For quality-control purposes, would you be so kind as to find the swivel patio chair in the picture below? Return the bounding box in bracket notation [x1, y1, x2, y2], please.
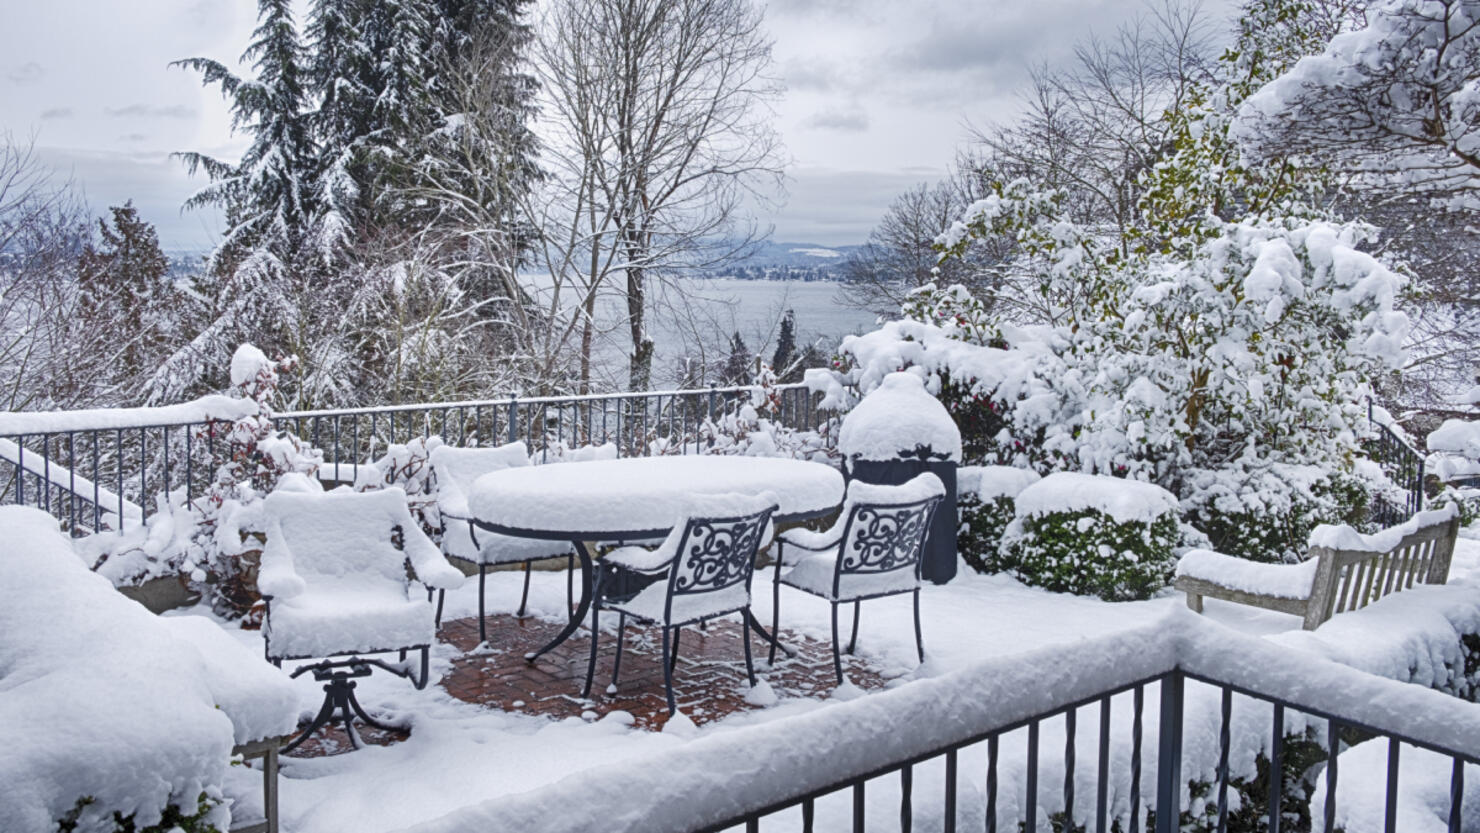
[583, 492, 779, 716]
[259, 487, 465, 753]
[429, 442, 576, 643]
[769, 473, 945, 684]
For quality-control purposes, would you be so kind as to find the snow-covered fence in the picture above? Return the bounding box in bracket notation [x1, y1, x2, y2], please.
[0, 383, 830, 531]
[401, 609, 1480, 833]
[1367, 400, 1426, 526]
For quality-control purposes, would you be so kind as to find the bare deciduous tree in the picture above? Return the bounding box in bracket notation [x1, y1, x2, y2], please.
[533, 0, 784, 392]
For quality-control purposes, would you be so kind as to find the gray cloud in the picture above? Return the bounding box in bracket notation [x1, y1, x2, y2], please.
[105, 103, 197, 119]
[7, 61, 43, 84]
[40, 107, 73, 120]
[784, 57, 844, 93]
[767, 167, 945, 245]
[119, 133, 150, 144]
[802, 107, 869, 132]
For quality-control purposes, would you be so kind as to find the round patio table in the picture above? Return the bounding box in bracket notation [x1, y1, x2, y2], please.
[464, 455, 845, 663]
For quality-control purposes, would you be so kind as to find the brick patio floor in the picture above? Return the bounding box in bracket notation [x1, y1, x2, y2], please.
[286, 611, 887, 756]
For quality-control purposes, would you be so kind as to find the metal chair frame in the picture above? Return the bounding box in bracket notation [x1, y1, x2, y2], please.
[769, 494, 942, 684]
[583, 505, 777, 715]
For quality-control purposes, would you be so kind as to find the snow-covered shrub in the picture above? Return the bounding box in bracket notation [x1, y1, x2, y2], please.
[85, 345, 322, 618]
[956, 465, 1040, 575]
[998, 473, 1181, 601]
[1430, 486, 1480, 530]
[702, 363, 839, 463]
[1188, 467, 1374, 563]
[353, 434, 442, 535]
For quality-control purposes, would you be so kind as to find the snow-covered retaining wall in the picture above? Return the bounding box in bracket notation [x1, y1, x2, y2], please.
[398, 607, 1480, 833]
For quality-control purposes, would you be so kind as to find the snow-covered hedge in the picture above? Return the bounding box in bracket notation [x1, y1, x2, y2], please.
[955, 465, 1040, 575]
[998, 473, 1182, 600]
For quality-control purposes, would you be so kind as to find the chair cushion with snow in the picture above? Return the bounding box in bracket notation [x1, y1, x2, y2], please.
[260, 487, 463, 661]
[429, 442, 574, 564]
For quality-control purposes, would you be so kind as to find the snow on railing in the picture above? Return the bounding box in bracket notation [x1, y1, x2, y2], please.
[400, 609, 1480, 833]
[0, 383, 832, 530]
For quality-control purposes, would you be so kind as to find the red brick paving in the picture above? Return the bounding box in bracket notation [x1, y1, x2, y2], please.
[285, 612, 887, 756]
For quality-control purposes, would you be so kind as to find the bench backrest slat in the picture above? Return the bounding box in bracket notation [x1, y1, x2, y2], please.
[1303, 513, 1460, 629]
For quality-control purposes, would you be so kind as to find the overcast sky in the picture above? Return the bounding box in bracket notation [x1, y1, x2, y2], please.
[0, 0, 1235, 251]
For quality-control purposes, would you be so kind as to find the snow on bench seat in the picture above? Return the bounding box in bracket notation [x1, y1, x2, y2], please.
[1176, 549, 1320, 600]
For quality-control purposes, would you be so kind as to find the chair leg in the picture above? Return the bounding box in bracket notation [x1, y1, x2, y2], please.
[769, 545, 784, 665]
[830, 602, 843, 686]
[912, 588, 924, 664]
[582, 604, 600, 699]
[847, 599, 861, 654]
[435, 588, 446, 627]
[416, 645, 430, 690]
[669, 626, 682, 672]
[477, 564, 488, 645]
[741, 610, 757, 686]
[661, 626, 677, 716]
[610, 612, 627, 689]
[517, 562, 532, 618]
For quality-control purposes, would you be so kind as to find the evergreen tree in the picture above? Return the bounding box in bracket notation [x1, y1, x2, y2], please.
[771, 309, 797, 379]
[722, 332, 752, 386]
[307, 0, 377, 249]
[77, 202, 172, 385]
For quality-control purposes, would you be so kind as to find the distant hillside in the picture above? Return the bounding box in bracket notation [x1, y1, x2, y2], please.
[703, 241, 862, 281]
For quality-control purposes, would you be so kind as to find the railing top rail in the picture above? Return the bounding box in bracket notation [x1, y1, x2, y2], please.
[394, 607, 1480, 833]
[273, 383, 804, 420]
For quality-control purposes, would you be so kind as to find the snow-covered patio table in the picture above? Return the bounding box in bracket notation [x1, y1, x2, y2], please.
[463, 455, 845, 663]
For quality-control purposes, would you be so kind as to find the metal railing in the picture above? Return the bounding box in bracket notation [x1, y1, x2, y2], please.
[413, 613, 1478, 833]
[0, 383, 832, 533]
[1366, 400, 1426, 527]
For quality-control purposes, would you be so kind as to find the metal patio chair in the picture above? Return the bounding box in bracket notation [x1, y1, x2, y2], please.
[769, 473, 945, 684]
[429, 442, 576, 643]
[259, 487, 465, 753]
[582, 492, 779, 716]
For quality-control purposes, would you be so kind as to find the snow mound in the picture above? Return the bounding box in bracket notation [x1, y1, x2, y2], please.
[1014, 472, 1178, 525]
[838, 371, 962, 463]
[229, 343, 273, 388]
[743, 679, 778, 707]
[1427, 419, 1480, 458]
[0, 506, 295, 832]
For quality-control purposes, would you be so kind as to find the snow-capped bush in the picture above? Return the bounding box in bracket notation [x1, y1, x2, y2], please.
[998, 473, 1181, 600]
[701, 363, 839, 462]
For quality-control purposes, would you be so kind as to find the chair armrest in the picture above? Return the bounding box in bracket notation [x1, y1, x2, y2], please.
[395, 503, 466, 590]
[778, 525, 841, 552]
[604, 544, 674, 574]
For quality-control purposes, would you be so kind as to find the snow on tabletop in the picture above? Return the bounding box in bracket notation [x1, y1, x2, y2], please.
[0, 506, 294, 833]
[466, 455, 843, 536]
[1013, 471, 1177, 525]
[838, 371, 962, 462]
[1307, 504, 1457, 553]
[1176, 549, 1319, 599]
[0, 393, 258, 436]
[957, 465, 1041, 500]
[1427, 418, 1480, 458]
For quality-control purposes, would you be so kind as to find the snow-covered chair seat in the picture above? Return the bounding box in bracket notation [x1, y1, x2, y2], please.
[0, 506, 296, 833]
[769, 474, 945, 684]
[259, 487, 464, 752]
[1175, 505, 1460, 630]
[585, 492, 779, 715]
[429, 442, 576, 642]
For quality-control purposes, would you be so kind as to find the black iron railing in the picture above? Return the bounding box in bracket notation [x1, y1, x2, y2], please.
[416, 614, 1477, 833]
[0, 383, 832, 533]
[1366, 400, 1426, 527]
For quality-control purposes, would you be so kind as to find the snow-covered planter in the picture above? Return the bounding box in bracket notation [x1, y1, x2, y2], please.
[999, 473, 1181, 601]
[956, 465, 1040, 575]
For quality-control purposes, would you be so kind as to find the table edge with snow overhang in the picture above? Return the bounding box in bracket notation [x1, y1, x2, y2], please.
[461, 455, 846, 664]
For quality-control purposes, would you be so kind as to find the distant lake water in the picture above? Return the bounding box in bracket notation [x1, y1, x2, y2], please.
[526, 275, 882, 386]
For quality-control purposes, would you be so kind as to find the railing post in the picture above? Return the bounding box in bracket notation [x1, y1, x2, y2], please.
[1155, 670, 1184, 833]
[508, 397, 518, 446]
[708, 383, 717, 422]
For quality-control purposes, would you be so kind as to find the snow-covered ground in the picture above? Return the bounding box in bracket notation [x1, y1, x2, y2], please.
[158, 537, 1480, 833]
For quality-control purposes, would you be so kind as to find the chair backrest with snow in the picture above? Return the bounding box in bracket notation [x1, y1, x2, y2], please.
[832, 475, 945, 586]
[428, 442, 538, 559]
[262, 487, 432, 593]
[663, 494, 778, 611]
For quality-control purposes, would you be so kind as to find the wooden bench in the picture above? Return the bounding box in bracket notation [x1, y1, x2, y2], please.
[1175, 507, 1461, 630]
